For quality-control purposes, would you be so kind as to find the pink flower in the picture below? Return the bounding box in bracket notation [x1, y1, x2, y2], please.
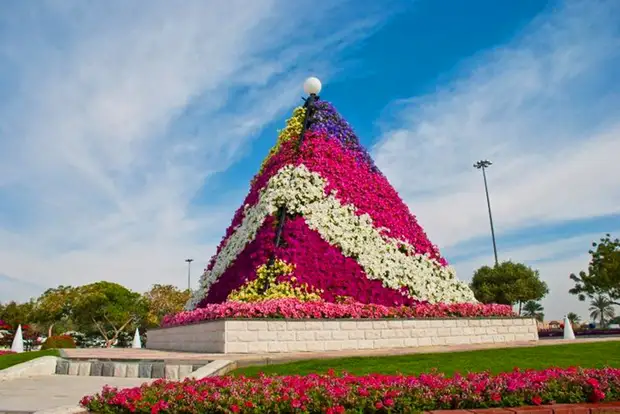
[80, 367, 620, 413]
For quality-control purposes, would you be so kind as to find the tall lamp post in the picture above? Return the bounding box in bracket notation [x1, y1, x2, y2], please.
[473, 160, 499, 266]
[185, 258, 193, 291]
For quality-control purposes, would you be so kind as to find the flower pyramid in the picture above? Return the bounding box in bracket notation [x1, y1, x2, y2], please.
[187, 91, 476, 310]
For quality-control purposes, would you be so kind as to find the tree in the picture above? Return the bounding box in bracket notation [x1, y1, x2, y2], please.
[143, 284, 191, 328]
[570, 234, 620, 305]
[32, 285, 77, 336]
[470, 261, 549, 313]
[72, 282, 148, 347]
[566, 312, 581, 325]
[589, 295, 616, 327]
[0, 300, 35, 328]
[522, 301, 544, 322]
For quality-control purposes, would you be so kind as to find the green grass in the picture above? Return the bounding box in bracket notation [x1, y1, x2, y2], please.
[231, 341, 620, 377]
[0, 349, 60, 370]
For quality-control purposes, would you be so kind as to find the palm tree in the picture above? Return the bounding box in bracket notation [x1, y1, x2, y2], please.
[589, 295, 615, 327]
[522, 301, 544, 322]
[566, 312, 581, 325]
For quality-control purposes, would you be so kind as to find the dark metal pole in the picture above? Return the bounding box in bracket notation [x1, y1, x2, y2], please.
[261, 92, 319, 293]
[481, 166, 499, 266]
[185, 258, 193, 291]
[273, 93, 318, 248]
[474, 160, 499, 267]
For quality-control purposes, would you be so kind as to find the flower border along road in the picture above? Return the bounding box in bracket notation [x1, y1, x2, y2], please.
[80, 367, 620, 414]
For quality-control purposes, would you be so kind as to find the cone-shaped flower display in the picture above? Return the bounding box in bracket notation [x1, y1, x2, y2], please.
[563, 315, 576, 340]
[11, 324, 24, 353]
[187, 84, 477, 310]
[132, 327, 142, 348]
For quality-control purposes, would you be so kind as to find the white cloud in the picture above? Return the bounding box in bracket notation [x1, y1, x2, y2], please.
[372, 1, 620, 317]
[373, 0, 620, 248]
[0, 0, 390, 300]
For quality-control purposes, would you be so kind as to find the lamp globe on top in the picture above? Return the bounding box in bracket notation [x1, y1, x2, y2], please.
[303, 76, 322, 95]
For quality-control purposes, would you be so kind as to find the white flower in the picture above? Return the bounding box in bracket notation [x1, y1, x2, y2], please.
[185, 164, 477, 310]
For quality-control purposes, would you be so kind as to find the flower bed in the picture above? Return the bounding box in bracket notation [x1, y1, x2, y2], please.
[162, 298, 514, 328]
[539, 328, 620, 338]
[80, 367, 620, 413]
[187, 99, 479, 310]
[0, 350, 15, 356]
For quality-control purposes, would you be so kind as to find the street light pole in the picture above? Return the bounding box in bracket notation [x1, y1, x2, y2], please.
[473, 160, 499, 266]
[185, 258, 194, 291]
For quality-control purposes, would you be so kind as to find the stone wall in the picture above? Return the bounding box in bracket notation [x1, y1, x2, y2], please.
[147, 317, 538, 354]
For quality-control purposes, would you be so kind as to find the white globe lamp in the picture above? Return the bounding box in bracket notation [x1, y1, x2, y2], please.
[303, 77, 322, 95]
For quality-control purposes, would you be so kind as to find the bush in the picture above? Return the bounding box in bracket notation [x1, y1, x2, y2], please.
[81, 367, 620, 413]
[41, 335, 76, 350]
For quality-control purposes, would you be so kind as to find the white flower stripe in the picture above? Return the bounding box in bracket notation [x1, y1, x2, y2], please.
[186, 165, 476, 309]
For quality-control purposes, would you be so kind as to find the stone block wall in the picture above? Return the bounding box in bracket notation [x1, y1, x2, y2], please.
[147, 317, 538, 354]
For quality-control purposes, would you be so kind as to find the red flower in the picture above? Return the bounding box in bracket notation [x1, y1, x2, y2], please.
[532, 395, 542, 405]
[591, 389, 605, 403]
[375, 401, 384, 409]
[230, 404, 239, 413]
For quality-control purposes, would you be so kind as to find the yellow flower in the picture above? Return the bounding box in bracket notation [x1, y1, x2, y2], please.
[227, 258, 321, 303]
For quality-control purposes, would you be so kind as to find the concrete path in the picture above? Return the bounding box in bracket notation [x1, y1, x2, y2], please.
[0, 375, 151, 412]
[63, 336, 620, 367]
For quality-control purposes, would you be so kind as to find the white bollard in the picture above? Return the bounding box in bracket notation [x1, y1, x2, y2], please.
[131, 327, 142, 348]
[11, 324, 24, 353]
[563, 315, 576, 340]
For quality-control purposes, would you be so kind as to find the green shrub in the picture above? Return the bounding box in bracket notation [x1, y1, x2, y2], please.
[41, 335, 76, 350]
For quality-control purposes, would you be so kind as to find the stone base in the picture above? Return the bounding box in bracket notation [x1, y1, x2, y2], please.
[146, 317, 539, 354]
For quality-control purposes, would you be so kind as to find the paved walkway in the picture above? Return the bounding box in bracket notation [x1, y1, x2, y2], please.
[0, 375, 151, 412]
[62, 336, 620, 366]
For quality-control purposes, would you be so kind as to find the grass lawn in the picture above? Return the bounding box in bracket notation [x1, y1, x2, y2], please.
[231, 341, 620, 377]
[0, 349, 60, 370]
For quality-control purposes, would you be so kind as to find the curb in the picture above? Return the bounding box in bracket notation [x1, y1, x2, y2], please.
[32, 405, 87, 414]
[0, 356, 59, 381]
[183, 360, 237, 379]
[426, 402, 620, 413]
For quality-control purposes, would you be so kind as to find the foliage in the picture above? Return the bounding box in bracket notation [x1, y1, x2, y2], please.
[522, 301, 544, 322]
[470, 261, 549, 310]
[589, 295, 616, 327]
[567, 312, 582, 325]
[72, 282, 148, 347]
[0, 300, 35, 328]
[31, 285, 77, 337]
[227, 259, 322, 303]
[0, 349, 60, 370]
[63, 331, 107, 348]
[41, 334, 76, 350]
[81, 367, 620, 413]
[570, 234, 620, 305]
[143, 284, 191, 328]
[163, 298, 514, 327]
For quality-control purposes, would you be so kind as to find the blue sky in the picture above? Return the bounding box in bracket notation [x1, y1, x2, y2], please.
[1, 0, 619, 320]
